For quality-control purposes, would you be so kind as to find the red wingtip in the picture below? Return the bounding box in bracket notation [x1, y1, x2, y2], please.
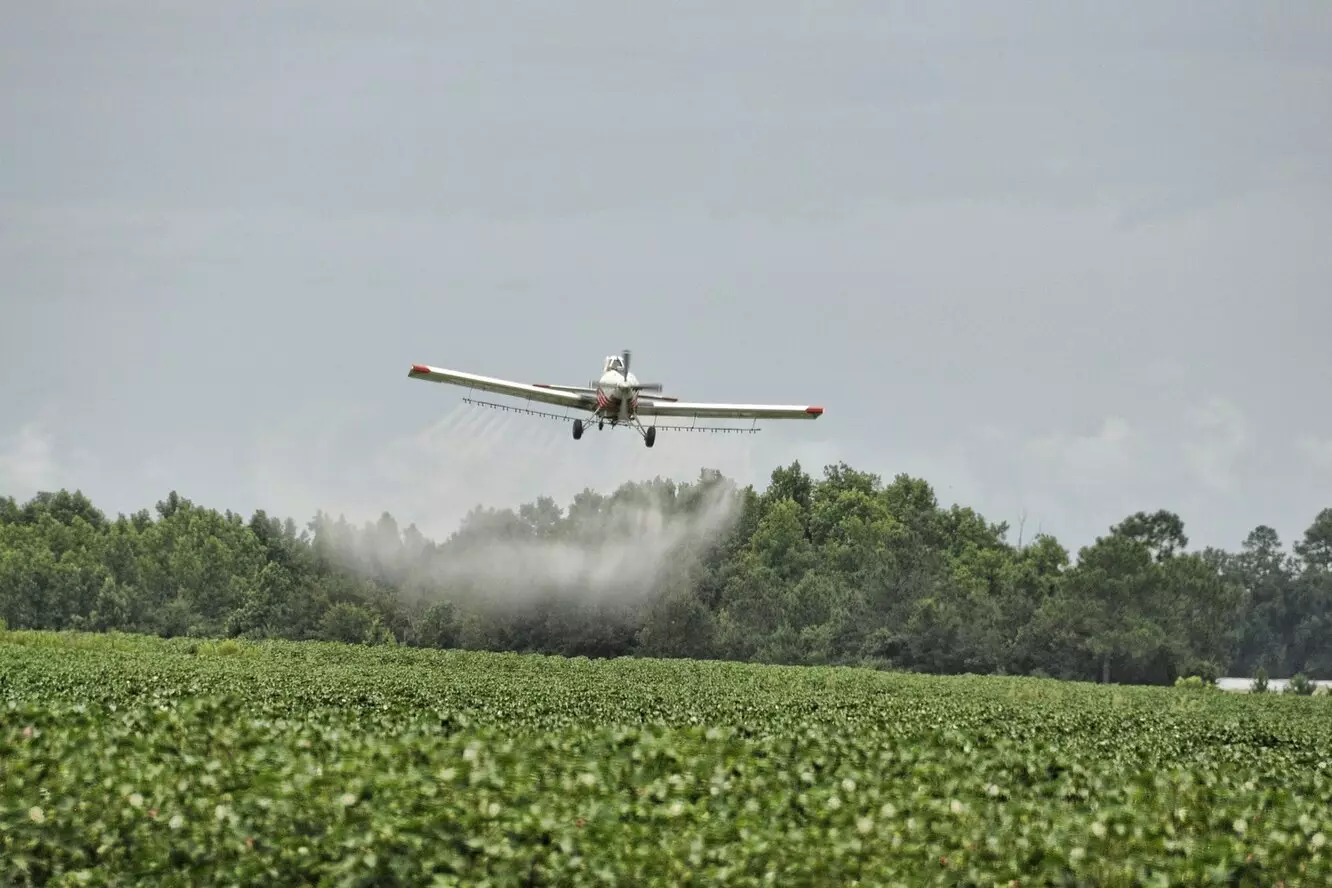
[409, 364, 430, 375]
[806, 406, 824, 415]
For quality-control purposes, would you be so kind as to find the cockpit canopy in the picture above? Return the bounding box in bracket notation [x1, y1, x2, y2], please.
[603, 355, 625, 374]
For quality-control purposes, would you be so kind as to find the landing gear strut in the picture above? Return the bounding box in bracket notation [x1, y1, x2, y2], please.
[632, 415, 656, 448]
[572, 411, 654, 447]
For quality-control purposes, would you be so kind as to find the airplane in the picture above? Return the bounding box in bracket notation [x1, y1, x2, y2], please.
[406, 349, 823, 447]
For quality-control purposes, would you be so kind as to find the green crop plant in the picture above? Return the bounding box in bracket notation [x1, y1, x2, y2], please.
[3, 631, 1331, 885]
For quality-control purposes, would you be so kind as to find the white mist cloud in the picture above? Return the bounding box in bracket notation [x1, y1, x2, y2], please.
[250, 404, 753, 611]
[254, 400, 764, 537]
[422, 476, 743, 606]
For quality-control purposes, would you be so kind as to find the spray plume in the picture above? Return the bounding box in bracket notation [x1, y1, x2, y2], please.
[418, 472, 743, 609]
[283, 404, 759, 620]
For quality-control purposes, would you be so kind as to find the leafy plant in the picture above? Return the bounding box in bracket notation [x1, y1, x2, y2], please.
[4, 629, 1332, 884]
[1285, 672, 1316, 696]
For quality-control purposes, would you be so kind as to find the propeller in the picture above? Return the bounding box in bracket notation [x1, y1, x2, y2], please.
[620, 349, 663, 393]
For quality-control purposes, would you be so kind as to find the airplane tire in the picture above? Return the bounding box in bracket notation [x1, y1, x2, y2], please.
[644, 426, 656, 448]
[573, 419, 584, 440]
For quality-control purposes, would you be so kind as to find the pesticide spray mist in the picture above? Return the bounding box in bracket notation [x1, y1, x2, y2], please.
[298, 401, 760, 640]
[423, 473, 742, 607]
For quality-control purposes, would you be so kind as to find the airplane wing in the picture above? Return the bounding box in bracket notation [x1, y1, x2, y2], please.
[530, 383, 599, 395]
[407, 364, 595, 410]
[634, 400, 823, 421]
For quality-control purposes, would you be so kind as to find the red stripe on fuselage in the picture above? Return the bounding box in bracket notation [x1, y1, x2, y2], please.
[594, 389, 634, 414]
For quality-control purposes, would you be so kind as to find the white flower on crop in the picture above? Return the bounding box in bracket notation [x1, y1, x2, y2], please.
[856, 817, 874, 835]
[129, 793, 143, 809]
[29, 807, 44, 824]
[841, 778, 856, 794]
[340, 793, 357, 807]
[1091, 822, 1107, 838]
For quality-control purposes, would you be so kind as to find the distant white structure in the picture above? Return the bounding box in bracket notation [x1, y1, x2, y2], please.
[1216, 676, 1332, 693]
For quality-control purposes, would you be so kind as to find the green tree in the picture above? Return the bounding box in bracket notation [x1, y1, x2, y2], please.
[319, 602, 394, 645]
[1, 476, 1328, 689]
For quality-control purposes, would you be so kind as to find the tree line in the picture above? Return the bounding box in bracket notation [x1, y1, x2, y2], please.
[2, 461, 1330, 684]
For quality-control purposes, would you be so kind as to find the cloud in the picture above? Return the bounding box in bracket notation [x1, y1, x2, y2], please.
[1180, 396, 1251, 493]
[1295, 434, 1332, 475]
[1022, 416, 1147, 488]
[0, 421, 61, 499]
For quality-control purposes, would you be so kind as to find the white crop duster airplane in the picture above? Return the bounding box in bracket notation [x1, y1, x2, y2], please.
[407, 349, 823, 447]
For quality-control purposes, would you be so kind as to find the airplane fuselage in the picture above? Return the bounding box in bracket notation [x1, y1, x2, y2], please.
[595, 369, 639, 418]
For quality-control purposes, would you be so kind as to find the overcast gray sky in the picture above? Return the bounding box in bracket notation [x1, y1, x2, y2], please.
[3, 1, 1330, 554]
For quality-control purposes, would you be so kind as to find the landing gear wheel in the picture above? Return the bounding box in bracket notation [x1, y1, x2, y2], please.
[572, 419, 584, 440]
[598, 420, 604, 430]
[644, 426, 656, 448]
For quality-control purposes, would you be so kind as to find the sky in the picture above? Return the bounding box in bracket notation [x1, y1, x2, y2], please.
[3, 1, 1331, 556]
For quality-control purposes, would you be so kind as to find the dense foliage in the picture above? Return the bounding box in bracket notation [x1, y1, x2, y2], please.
[2, 460, 1331, 684]
[3, 631, 1331, 885]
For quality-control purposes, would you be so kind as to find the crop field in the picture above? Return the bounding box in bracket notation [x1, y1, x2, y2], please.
[2, 632, 1331, 886]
